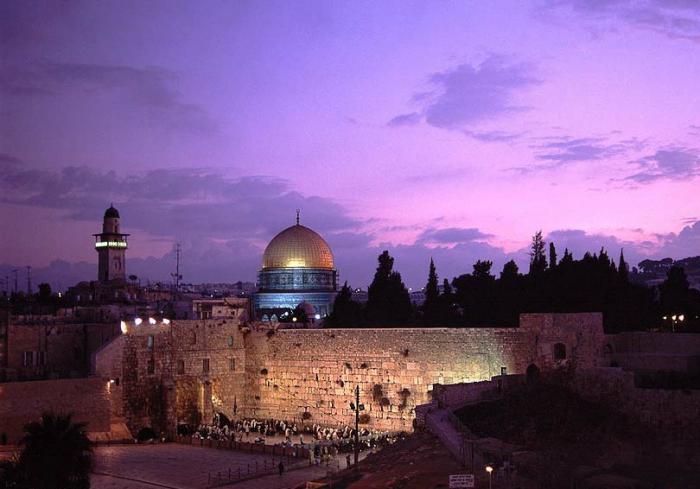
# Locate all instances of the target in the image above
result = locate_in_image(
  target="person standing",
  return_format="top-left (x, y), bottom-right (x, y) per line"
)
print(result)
top-left (278, 461), bottom-right (284, 476)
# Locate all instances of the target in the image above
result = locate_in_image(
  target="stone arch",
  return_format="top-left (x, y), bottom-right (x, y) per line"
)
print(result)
top-left (553, 342), bottom-right (567, 360)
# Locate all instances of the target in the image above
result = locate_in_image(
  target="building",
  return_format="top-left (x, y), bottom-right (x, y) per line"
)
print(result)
top-left (253, 213), bottom-right (338, 320)
top-left (94, 205), bottom-right (129, 283)
top-left (68, 205), bottom-right (139, 304)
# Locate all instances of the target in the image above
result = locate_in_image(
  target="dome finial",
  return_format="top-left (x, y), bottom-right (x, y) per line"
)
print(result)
top-left (296, 209), bottom-right (300, 226)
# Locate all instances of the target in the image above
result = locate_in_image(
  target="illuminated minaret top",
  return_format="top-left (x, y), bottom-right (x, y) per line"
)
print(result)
top-left (93, 204), bottom-right (129, 283)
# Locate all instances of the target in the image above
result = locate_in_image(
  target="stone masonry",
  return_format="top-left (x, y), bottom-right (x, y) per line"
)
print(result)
top-left (95, 312), bottom-right (605, 436)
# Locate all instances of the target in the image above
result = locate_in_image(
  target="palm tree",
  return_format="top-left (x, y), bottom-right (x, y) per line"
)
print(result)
top-left (14, 412), bottom-right (92, 489)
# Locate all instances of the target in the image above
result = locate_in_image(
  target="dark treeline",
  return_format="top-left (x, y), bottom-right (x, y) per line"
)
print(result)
top-left (326, 231), bottom-right (700, 333)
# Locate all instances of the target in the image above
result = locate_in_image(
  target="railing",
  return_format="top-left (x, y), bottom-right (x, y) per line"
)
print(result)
top-left (206, 455), bottom-right (301, 487)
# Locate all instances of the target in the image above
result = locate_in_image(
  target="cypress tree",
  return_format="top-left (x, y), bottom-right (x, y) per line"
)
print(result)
top-left (618, 249), bottom-right (629, 283)
top-left (425, 258), bottom-right (439, 305)
top-left (529, 231), bottom-right (547, 276)
top-left (549, 242), bottom-right (557, 270)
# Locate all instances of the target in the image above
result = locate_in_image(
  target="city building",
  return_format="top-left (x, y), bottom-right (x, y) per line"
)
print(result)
top-left (94, 205), bottom-right (129, 284)
top-left (253, 213), bottom-right (338, 320)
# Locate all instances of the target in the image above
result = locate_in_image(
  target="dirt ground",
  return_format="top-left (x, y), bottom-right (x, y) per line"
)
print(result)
top-left (311, 431), bottom-right (474, 489)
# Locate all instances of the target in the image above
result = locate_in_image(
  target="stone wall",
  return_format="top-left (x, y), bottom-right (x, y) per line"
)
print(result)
top-left (3, 321), bottom-right (120, 381)
top-left (569, 368), bottom-right (700, 437)
top-left (605, 332), bottom-right (700, 373)
top-left (96, 312), bottom-right (606, 436)
top-left (240, 327), bottom-right (533, 432)
top-left (100, 318), bottom-right (248, 436)
top-left (0, 377), bottom-right (111, 444)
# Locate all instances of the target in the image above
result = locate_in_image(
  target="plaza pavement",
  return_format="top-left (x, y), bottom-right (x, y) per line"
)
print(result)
top-left (91, 443), bottom-right (366, 489)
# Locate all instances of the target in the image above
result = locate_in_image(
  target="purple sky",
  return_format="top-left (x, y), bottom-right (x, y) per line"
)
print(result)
top-left (1, 0), bottom-right (699, 290)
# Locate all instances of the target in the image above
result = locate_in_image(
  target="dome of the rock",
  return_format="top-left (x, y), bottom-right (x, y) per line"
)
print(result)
top-left (262, 224), bottom-right (334, 269)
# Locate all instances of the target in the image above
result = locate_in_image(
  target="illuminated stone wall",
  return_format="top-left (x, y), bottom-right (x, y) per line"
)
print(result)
top-left (240, 327), bottom-right (536, 432)
top-left (99, 313), bottom-right (605, 435)
top-left (98, 318), bottom-right (248, 436)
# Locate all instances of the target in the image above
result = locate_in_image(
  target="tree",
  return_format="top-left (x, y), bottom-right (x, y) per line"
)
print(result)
top-left (37, 283), bottom-right (52, 302)
top-left (424, 259), bottom-right (439, 305)
top-left (366, 251), bottom-right (412, 325)
top-left (422, 259), bottom-right (441, 326)
top-left (549, 242), bottom-right (557, 270)
top-left (11, 412), bottom-right (92, 489)
top-left (326, 282), bottom-right (363, 327)
top-left (618, 249), bottom-right (629, 283)
top-left (442, 278), bottom-right (452, 296)
top-left (500, 260), bottom-right (519, 281)
top-left (659, 266), bottom-right (690, 316)
top-left (472, 260), bottom-right (493, 279)
top-left (529, 231), bottom-right (547, 276)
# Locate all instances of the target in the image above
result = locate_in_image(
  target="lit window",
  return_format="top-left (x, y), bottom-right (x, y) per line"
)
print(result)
top-left (147, 335), bottom-right (154, 349)
top-left (227, 335), bottom-right (234, 347)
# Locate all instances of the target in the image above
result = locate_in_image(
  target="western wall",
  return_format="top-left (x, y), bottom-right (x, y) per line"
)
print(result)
top-left (95, 312), bottom-right (606, 436)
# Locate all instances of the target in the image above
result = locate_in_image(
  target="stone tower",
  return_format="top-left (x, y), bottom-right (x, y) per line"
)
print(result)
top-left (94, 205), bottom-right (129, 283)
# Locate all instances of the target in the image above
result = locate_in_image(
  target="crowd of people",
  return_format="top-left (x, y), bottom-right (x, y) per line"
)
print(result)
top-left (186, 415), bottom-right (400, 459)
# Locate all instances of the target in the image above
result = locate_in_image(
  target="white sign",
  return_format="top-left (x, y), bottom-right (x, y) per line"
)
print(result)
top-left (449, 474), bottom-right (475, 488)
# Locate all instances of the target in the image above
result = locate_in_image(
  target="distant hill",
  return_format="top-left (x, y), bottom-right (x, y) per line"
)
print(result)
top-left (633, 256), bottom-right (700, 290)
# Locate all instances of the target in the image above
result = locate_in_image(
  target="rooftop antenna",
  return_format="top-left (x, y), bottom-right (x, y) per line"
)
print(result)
top-left (296, 209), bottom-right (300, 226)
top-left (171, 243), bottom-right (182, 301)
top-left (26, 266), bottom-right (32, 295)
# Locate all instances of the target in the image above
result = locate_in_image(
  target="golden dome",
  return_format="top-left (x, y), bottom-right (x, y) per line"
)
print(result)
top-left (262, 224), bottom-right (334, 269)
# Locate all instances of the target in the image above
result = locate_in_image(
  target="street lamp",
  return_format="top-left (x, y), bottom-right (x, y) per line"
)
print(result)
top-left (349, 385), bottom-right (365, 470)
top-left (485, 465), bottom-right (494, 489)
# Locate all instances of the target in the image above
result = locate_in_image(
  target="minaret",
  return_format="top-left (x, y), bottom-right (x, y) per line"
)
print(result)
top-left (93, 204), bottom-right (129, 283)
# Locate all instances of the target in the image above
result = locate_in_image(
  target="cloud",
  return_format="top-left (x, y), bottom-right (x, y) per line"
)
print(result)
top-left (0, 61), bottom-right (216, 133)
top-left (387, 112), bottom-right (422, 127)
top-left (388, 55), bottom-right (540, 130)
top-left (463, 130), bottom-right (524, 143)
top-left (625, 147), bottom-right (700, 183)
top-left (543, 0), bottom-right (700, 43)
top-left (0, 163), bottom-right (363, 242)
top-left (416, 227), bottom-right (493, 245)
top-left (536, 137), bottom-right (633, 163)
top-left (658, 220), bottom-right (700, 257)
top-left (510, 134), bottom-right (644, 174)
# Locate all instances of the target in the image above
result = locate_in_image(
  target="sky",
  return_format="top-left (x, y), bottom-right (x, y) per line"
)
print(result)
top-left (1, 0), bottom-right (699, 290)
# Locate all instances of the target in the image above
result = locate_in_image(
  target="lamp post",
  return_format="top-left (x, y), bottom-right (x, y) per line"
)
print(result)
top-left (485, 465), bottom-right (493, 489)
top-left (349, 385), bottom-right (364, 470)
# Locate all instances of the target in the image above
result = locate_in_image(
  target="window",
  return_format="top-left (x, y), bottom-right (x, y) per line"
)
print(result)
top-left (147, 359), bottom-right (155, 374)
top-left (500, 366), bottom-right (507, 376)
top-left (227, 335), bottom-right (234, 347)
top-left (37, 351), bottom-right (47, 366)
top-left (229, 358), bottom-right (235, 371)
top-left (177, 360), bottom-right (185, 375)
top-left (147, 335), bottom-right (154, 350)
top-left (553, 343), bottom-right (567, 360)
top-left (190, 332), bottom-right (197, 345)
top-left (23, 351), bottom-right (34, 367)
top-left (202, 358), bottom-right (210, 373)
